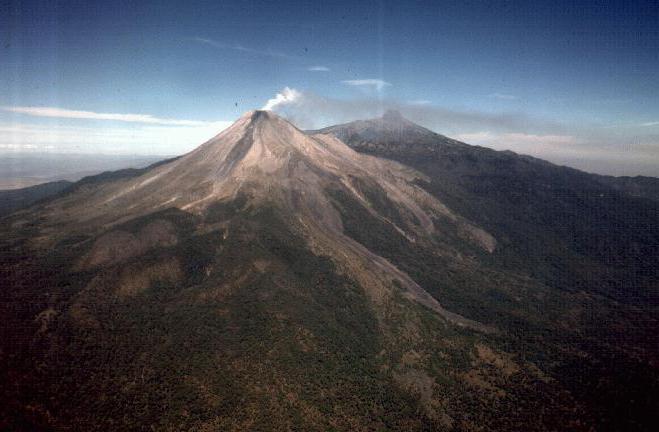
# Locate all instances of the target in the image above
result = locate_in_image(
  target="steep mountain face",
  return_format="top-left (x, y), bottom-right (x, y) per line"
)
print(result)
top-left (1, 111), bottom-right (657, 431)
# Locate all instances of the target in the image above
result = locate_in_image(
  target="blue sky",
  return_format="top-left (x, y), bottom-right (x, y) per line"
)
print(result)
top-left (1, 0), bottom-right (658, 175)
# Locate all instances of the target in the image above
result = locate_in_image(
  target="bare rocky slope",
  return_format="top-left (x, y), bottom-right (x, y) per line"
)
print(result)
top-left (1, 111), bottom-right (657, 431)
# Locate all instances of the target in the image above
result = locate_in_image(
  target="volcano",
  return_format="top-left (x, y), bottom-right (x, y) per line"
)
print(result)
top-left (1, 111), bottom-right (658, 431)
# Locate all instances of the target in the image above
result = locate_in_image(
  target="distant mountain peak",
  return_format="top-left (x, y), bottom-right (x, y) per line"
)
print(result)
top-left (313, 109), bottom-right (454, 149)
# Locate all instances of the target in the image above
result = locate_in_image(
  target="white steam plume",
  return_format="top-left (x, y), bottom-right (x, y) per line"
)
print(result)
top-left (261, 87), bottom-right (302, 111)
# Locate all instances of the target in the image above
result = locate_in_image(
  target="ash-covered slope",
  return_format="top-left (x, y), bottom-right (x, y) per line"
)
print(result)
top-left (1, 111), bottom-right (657, 431)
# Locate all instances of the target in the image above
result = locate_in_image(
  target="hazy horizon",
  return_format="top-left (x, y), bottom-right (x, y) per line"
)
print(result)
top-left (0, 153), bottom-right (166, 189)
top-left (1, 110), bottom-right (657, 179)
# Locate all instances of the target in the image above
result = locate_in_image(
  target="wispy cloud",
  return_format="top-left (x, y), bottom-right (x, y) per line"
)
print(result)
top-left (489, 93), bottom-right (517, 100)
top-left (3, 106), bottom-right (210, 126)
top-left (454, 131), bottom-right (580, 149)
top-left (192, 37), bottom-right (295, 60)
top-left (641, 121), bottom-right (659, 127)
top-left (408, 100), bottom-right (432, 105)
top-left (260, 87), bottom-right (556, 132)
top-left (450, 130), bottom-right (659, 175)
top-left (0, 120), bottom-right (232, 155)
top-left (308, 66), bottom-right (330, 72)
top-left (1, 105), bottom-right (231, 154)
top-left (342, 79), bottom-right (391, 92)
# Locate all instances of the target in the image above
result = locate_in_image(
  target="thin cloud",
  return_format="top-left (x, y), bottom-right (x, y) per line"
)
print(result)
top-left (489, 93), bottom-right (517, 100)
top-left (452, 131), bottom-right (494, 142)
top-left (192, 37), bottom-right (295, 60)
top-left (454, 131), bottom-right (580, 148)
top-left (408, 100), bottom-right (432, 105)
top-left (446, 130), bottom-right (659, 176)
top-left (0, 120), bottom-right (232, 155)
top-left (600, 121), bottom-right (659, 129)
top-left (308, 66), bottom-right (330, 72)
top-left (342, 79), bottom-right (391, 92)
top-left (3, 106), bottom-right (211, 126)
top-left (260, 87), bottom-right (559, 133)
top-left (453, 131), bottom-right (590, 162)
